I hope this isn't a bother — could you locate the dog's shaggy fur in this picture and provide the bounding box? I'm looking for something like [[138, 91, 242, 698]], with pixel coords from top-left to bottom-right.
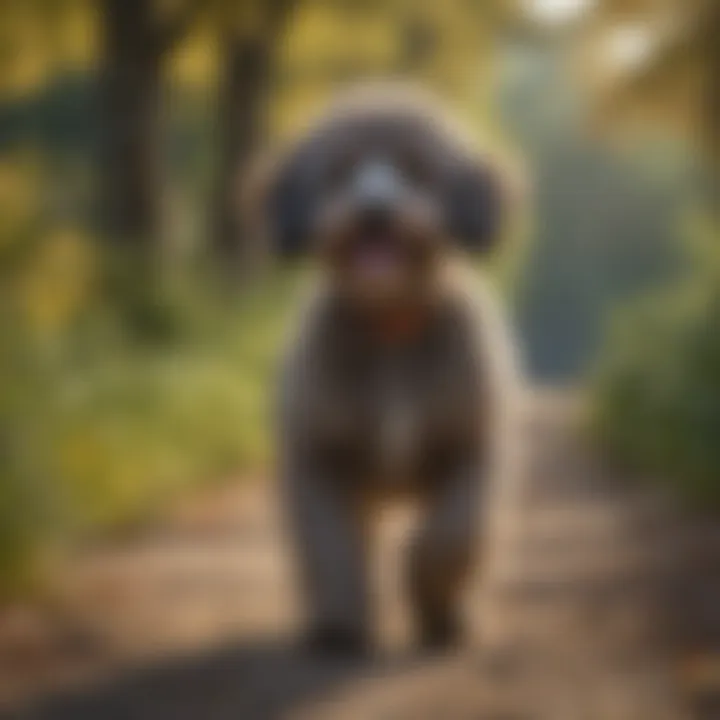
[[251, 84, 520, 655]]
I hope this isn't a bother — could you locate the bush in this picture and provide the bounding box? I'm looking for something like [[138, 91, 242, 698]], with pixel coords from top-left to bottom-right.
[[0, 227, 304, 595], [593, 218, 720, 506]]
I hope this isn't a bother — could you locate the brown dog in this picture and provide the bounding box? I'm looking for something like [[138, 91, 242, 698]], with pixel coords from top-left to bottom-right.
[[253, 84, 520, 656]]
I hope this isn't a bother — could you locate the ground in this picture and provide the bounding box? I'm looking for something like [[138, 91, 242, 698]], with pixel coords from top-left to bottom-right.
[[1, 391, 719, 719]]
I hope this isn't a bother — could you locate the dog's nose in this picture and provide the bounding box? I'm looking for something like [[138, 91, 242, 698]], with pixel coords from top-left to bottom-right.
[[352, 161, 404, 228]]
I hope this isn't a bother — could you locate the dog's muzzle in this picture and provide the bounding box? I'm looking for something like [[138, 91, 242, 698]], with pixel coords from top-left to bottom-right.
[[352, 162, 406, 221]]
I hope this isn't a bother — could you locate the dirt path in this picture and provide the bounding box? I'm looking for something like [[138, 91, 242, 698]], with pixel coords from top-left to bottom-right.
[[2, 391, 719, 719]]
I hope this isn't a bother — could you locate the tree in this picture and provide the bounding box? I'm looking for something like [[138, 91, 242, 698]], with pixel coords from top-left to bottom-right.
[[211, 0, 296, 273], [98, 0, 199, 248]]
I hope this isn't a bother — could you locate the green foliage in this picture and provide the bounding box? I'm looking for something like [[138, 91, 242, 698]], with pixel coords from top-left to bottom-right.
[[0, 223, 304, 594], [593, 218, 720, 506]]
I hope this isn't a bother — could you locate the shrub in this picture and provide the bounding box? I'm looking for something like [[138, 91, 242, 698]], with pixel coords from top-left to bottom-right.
[[0, 229, 303, 595], [593, 218, 720, 506]]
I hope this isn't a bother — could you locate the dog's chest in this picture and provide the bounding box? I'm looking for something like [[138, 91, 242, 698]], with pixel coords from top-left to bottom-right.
[[314, 339, 480, 483]]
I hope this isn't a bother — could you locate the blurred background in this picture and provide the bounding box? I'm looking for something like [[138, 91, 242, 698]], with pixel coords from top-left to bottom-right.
[[0, 0, 718, 711]]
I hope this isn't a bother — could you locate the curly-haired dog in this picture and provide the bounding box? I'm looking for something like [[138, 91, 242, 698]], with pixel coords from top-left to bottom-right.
[[252, 85, 520, 656]]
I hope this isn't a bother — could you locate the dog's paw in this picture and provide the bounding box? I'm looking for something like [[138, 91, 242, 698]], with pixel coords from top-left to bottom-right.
[[419, 614, 464, 654], [302, 623, 370, 660]]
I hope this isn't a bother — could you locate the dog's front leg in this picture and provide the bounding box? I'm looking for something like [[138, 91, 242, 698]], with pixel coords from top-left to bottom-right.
[[408, 463, 486, 650], [282, 458, 371, 657]]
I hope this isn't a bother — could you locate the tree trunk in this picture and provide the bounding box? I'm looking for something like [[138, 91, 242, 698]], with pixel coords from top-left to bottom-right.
[[212, 34, 272, 272], [98, 0, 163, 249], [212, 1, 295, 276]]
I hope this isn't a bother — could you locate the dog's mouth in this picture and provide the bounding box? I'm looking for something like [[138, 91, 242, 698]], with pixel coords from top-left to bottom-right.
[[347, 233, 407, 284], [320, 205, 440, 303]]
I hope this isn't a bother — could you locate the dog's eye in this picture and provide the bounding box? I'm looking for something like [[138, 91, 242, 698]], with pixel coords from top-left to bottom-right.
[[325, 152, 359, 187]]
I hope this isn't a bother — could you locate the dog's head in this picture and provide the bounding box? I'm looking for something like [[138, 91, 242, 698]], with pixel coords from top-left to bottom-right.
[[250, 85, 509, 306]]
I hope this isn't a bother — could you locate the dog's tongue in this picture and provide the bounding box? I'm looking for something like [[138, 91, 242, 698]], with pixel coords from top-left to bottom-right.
[[353, 242, 402, 281]]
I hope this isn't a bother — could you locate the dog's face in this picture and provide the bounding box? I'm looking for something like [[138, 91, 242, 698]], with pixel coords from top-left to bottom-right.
[[312, 111, 452, 305], [253, 87, 507, 306]]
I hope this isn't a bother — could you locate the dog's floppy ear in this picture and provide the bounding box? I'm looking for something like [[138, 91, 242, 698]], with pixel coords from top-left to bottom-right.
[[445, 154, 507, 254], [242, 138, 319, 259]]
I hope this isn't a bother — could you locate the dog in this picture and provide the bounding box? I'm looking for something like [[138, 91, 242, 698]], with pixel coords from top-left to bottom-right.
[[249, 84, 520, 656]]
